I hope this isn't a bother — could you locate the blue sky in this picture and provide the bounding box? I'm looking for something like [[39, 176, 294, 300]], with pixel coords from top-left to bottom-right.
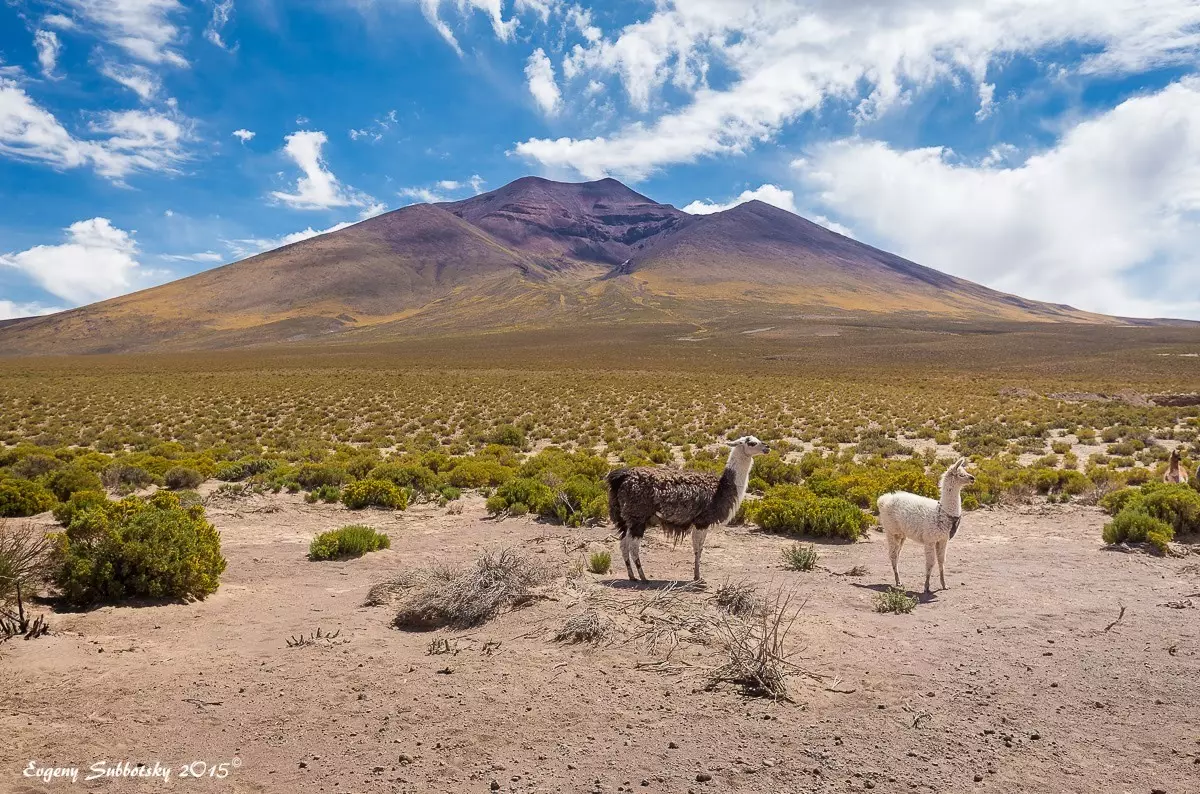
[[2, 1, 1199, 320]]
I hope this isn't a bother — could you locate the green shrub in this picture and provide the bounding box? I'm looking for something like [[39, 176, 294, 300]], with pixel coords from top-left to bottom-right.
[[369, 462, 443, 494], [1103, 509, 1174, 554], [0, 478, 56, 517], [304, 484, 342, 504], [490, 424, 527, 448], [308, 525, 390, 560], [874, 586, 918, 614], [341, 479, 408, 510], [1140, 483, 1200, 534], [296, 463, 349, 490], [586, 550, 611, 574], [101, 464, 154, 490], [781, 543, 818, 571], [1099, 487, 1142, 516], [446, 459, 515, 489], [1051, 440, 1072, 454], [164, 466, 205, 490], [549, 475, 608, 527], [42, 466, 103, 502], [52, 489, 110, 527], [9, 453, 62, 479], [50, 491, 226, 606], [487, 477, 554, 517], [751, 486, 872, 541]]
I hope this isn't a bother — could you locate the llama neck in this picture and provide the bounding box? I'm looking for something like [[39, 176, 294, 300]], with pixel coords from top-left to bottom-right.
[[939, 478, 963, 517], [725, 449, 754, 506]]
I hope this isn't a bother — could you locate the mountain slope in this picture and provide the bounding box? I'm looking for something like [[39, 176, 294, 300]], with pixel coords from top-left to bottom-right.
[[0, 177, 1119, 355], [623, 201, 1102, 321]]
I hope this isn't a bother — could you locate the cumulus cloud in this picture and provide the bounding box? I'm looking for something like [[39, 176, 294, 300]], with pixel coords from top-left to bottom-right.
[[271, 130, 376, 210], [99, 62, 160, 100], [34, 30, 62, 78], [232, 128, 255, 143], [683, 184, 798, 215], [525, 48, 562, 116], [61, 0, 188, 67], [0, 300, 62, 320], [795, 78, 1200, 319], [0, 79, 188, 179], [515, 0, 1200, 179], [205, 0, 235, 50], [0, 218, 150, 305]]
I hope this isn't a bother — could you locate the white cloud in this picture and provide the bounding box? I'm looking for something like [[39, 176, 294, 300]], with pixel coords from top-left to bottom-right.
[[271, 130, 376, 210], [795, 78, 1200, 320], [0, 218, 150, 305], [34, 30, 62, 78], [399, 176, 487, 205], [359, 201, 388, 219], [514, 0, 556, 23], [62, 0, 188, 67], [0, 78, 188, 179], [417, 0, 516, 55], [41, 14, 76, 31], [976, 82, 996, 120], [223, 220, 357, 259], [161, 251, 224, 263], [525, 48, 562, 116], [398, 186, 449, 204], [683, 184, 798, 215], [0, 300, 62, 320], [515, 0, 1200, 179], [232, 128, 255, 143], [99, 62, 160, 100], [205, 0, 235, 50]]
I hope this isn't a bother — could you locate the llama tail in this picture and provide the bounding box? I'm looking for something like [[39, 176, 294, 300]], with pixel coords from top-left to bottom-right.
[[606, 468, 630, 537]]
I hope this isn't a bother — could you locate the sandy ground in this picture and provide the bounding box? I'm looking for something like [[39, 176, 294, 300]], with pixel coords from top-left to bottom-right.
[[3, 494, 1199, 794]]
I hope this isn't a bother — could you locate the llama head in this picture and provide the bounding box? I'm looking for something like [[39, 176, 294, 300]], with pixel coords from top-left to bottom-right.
[[1169, 448, 1182, 466], [728, 435, 771, 459], [943, 457, 975, 487]]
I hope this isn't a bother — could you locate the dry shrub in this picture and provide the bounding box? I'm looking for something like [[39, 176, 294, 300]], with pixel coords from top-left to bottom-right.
[[712, 580, 765, 618], [393, 548, 553, 631], [554, 609, 609, 644], [708, 588, 803, 701], [0, 520, 53, 608]]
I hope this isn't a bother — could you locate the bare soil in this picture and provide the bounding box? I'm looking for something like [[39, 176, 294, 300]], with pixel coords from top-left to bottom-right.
[[3, 494, 1198, 794]]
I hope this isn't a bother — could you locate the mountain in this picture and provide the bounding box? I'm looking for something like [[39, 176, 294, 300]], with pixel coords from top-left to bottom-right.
[[0, 177, 1115, 355]]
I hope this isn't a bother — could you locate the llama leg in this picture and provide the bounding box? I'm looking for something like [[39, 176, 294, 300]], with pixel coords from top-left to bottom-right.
[[619, 534, 636, 581], [691, 527, 709, 582], [923, 543, 936, 594], [887, 534, 904, 586], [936, 541, 948, 591], [631, 524, 649, 581]]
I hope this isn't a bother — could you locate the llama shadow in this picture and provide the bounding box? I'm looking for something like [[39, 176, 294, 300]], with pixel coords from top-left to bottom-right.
[[849, 582, 939, 603], [601, 579, 706, 592]]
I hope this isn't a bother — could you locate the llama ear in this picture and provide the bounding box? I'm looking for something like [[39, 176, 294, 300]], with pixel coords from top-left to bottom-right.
[[955, 457, 968, 469]]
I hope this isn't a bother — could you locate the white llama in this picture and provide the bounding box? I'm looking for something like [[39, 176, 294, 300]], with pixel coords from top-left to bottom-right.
[[877, 458, 975, 594]]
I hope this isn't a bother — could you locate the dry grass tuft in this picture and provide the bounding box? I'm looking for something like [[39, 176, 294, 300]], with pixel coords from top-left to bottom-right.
[[393, 548, 554, 631], [554, 609, 609, 644], [708, 588, 804, 700], [712, 580, 765, 618]]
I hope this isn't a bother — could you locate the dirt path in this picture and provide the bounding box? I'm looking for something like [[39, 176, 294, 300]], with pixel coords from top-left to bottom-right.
[[3, 495, 1198, 794]]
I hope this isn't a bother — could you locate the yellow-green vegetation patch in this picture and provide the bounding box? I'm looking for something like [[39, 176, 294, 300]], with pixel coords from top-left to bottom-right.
[[309, 525, 391, 560]]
